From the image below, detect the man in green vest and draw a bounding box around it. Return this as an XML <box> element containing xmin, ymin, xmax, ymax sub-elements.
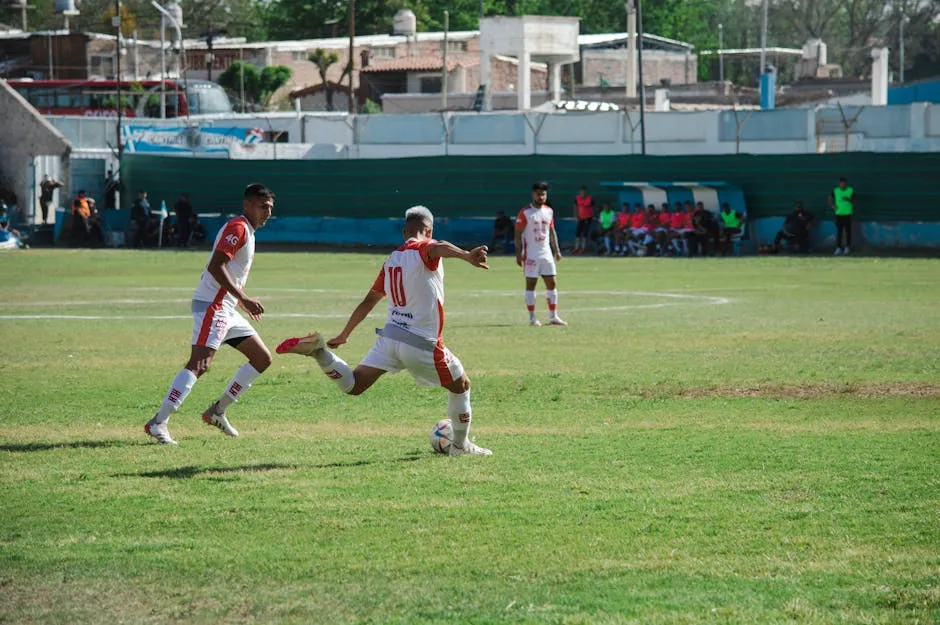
<box><xmin>718</xmin><ymin>202</ymin><xmax>745</xmax><ymax>256</ymax></box>
<box><xmin>598</xmin><ymin>202</ymin><xmax>617</xmax><ymax>256</ymax></box>
<box><xmin>828</xmin><ymin>177</ymin><xmax>855</xmax><ymax>255</ymax></box>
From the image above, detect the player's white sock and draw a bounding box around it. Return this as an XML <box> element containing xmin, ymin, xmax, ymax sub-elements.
<box><xmin>314</xmin><ymin>348</ymin><xmax>355</xmax><ymax>394</ymax></box>
<box><xmin>546</xmin><ymin>289</ymin><xmax>559</xmax><ymax>318</ymax></box>
<box><xmin>525</xmin><ymin>290</ymin><xmax>537</xmax><ymax>321</ymax></box>
<box><xmin>217</xmin><ymin>363</ymin><xmax>261</xmax><ymax>411</ymax></box>
<box><xmin>447</xmin><ymin>390</ymin><xmax>472</xmax><ymax>448</ymax></box>
<box><xmin>154</xmin><ymin>369</ymin><xmax>197</xmax><ymax>424</ymax></box>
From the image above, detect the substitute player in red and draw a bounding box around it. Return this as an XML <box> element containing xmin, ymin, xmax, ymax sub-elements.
<box><xmin>515</xmin><ymin>181</ymin><xmax>566</xmax><ymax>327</ymax></box>
<box><xmin>276</xmin><ymin>205</ymin><xmax>492</xmax><ymax>456</ymax></box>
<box><xmin>144</xmin><ymin>183</ymin><xmax>275</xmax><ymax>445</ymax></box>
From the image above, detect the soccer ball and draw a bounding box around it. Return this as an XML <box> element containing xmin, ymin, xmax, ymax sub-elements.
<box><xmin>429</xmin><ymin>418</ymin><xmax>453</xmax><ymax>454</ymax></box>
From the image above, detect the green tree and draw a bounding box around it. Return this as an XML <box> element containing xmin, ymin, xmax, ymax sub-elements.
<box><xmin>218</xmin><ymin>61</ymin><xmax>291</xmax><ymax>109</ymax></box>
<box><xmin>308</xmin><ymin>48</ymin><xmax>350</xmax><ymax>112</ymax></box>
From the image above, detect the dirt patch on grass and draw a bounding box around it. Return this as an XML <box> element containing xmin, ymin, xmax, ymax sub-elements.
<box><xmin>652</xmin><ymin>382</ymin><xmax>940</xmax><ymax>400</ymax></box>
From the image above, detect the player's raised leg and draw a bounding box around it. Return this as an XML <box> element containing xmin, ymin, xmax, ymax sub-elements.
<box><xmin>276</xmin><ymin>332</ymin><xmax>385</xmax><ymax>395</ymax></box>
<box><xmin>202</xmin><ymin>334</ymin><xmax>272</xmax><ymax>437</ymax></box>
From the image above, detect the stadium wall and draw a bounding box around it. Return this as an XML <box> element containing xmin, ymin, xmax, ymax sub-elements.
<box><xmin>119</xmin><ymin>151</ymin><xmax>940</xmax><ymax>250</ymax></box>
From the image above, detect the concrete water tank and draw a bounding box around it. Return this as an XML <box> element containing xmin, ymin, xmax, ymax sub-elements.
<box><xmin>393</xmin><ymin>9</ymin><xmax>417</xmax><ymax>37</ymax></box>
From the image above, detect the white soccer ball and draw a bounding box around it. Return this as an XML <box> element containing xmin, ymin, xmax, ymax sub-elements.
<box><xmin>429</xmin><ymin>418</ymin><xmax>453</xmax><ymax>454</ymax></box>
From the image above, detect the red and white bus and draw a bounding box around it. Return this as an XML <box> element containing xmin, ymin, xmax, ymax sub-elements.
<box><xmin>4</xmin><ymin>78</ymin><xmax>233</xmax><ymax>117</ymax></box>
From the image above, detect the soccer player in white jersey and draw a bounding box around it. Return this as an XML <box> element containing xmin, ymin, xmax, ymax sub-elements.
<box><xmin>276</xmin><ymin>206</ymin><xmax>493</xmax><ymax>456</ymax></box>
<box><xmin>144</xmin><ymin>184</ymin><xmax>274</xmax><ymax>445</ymax></box>
<box><xmin>514</xmin><ymin>181</ymin><xmax>566</xmax><ymax>327</ymax></box>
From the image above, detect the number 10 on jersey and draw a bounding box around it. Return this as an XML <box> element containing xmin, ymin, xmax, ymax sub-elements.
<box><xmin>388</xmin><ymin>266</ymin><xmax>407</xmax><ymax>306</ymax></box>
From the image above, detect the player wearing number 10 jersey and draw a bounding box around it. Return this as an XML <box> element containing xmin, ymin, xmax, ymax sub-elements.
<box><xmin>276</xmin><ymin>205</ymin><xmax>493</xmax><ymax>456</ymax></box>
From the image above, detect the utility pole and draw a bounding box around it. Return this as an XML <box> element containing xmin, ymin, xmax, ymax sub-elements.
<box><xmin>625</xmin><ymin>0</ymin><xmax>636</xmax><ymax>99</ymax></box>
<box><xmin>115</xmin><ymin>0</ymin><xmax>123</xmax><ymax>160</ymax></box>
<box><xmin>442</xmin><ymin>10</ymin><xmax>448</xmax><ymax>110</ymax></box>
<box><xmin>718</xmin><ymin>23</ymin><xmax>724</xmax><ymax>83</ymax></box>
<box><xmin>636</xmin><ymin>0</ymin><xmax>646</xmax><ymax>155</ymax></box>
<box><xmin>759</xmin><ymin>0</ymin><xmax>769</xmax><ymax>79</ymax></box>
<box><xmin>348</xmin><ymin>0</ymin><xmax>355</xmax><ymax>114</ymax></box>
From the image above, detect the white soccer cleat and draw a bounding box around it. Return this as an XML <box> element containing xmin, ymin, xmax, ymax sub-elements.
<box><xmin>549</xmin><ymin>316</ymin><xmax>568</xmax><ymax>326</ymax></box>
<box><xmin>529</xmin><ymin>319</ymin><xmax>542</xmax><ymax>327</ymax></box>
<box><xmin>449</xmin><ymin>439</ymin><xmax>493</xmax><ymax>456</ymax></box>
<box><xmin>834</xmin><ymin>248</ymin><xmax>842</xmax><ymax>255</ymax></box>
<box><xmin>276</xmin><ymin>332</ymin><xmax>325</xmax><ymax>356</ymax></box>
<box><xmin>145</xmin><ymin>418</ymin><xmax>178</xmax><ymax>445</ymax></box>
<box><xmin>202</xmin><ymin>402</ymin><xmax>239</xmax><ymax>437</ymax></box>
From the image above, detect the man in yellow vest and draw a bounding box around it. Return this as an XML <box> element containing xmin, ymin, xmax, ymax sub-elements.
<box><xmin>828</xmin><ymin>177</ymin><xmax>855</xmax><ymax>255</ymax></box>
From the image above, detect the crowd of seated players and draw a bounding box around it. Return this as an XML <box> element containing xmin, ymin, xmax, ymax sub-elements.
<box><xmin>590</xmin><ymin>200</ymin><xmax>745</xmax><ymax>257</ymax></box>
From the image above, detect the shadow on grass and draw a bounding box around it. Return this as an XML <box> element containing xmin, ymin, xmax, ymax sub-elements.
<box><xmin>0</xmin><ymin>440</ymin><xmax>145</xmax><ymax>453</ymax></box>
<box><xmin>118</xmin><ymin>452</ymin><xmax>426</xmax><ymax>479</ymax></box>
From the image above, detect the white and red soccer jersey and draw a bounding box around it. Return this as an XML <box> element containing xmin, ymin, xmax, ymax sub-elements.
<box><xmin>370</xmin><ymin>238</ymin><xmax>444</xmax><ymax>342</ymax></box>
<box><xmin>516</xmin><ymin>204</ymin><xmax>555</xmax><ymax>260</ymax></box>
<box><xmin>192</xmin><ymin>215</ymin><xmax>255</xmax><ymax>308</ymax></box>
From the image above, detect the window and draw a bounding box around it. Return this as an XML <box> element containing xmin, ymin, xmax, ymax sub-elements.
<box><xmin>419</xmin><ymin>76</ymin><xmax>442</xmax><ymax>94</ymax></box>
<box><xmin>444</xmin><ymin>40</ymin><xmax>467</xmax><ymax>53</ymax></box>
<box><xmin>372</xmin><ymin>46</ymin><xmax>395</xmax><ymax>59</ymax></box>
<box><xmin>89</xmin><ymin>54</ymin><xmax>115</xmax><ymax>78</ymax></box>
<box><xmin>292</xmin><ymin>50</ymin><xmax>308</xmax><ymax>61</ymax></box>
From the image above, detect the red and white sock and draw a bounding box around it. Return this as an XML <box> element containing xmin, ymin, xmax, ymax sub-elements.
<box><xmin>546</xmin><ymin>289</ymin><xmax>559</xmax><ymax>318</ymax></box>
<box><xmin>447</xmin><ymin>390</ymin><xmax>472</xmax><ymax>448</ymax></box>
<box><xmin>314</xmin><ymin>349</ymin><xmax>355</xmax><ymax>394</ymax></box>
<box><xmin>525</xmin><ymin>290</ymin><xmax>537</xmax><ymax>322</ymax></box>
<box><xmin>154</xmin><ymin>369</ymin><xmax>197</xmax><ymax>424</ymax></box>
<box><xmin>218</xmin><ymin>363</ymin><xmax>262</xmax><ymax>411</ymax></box>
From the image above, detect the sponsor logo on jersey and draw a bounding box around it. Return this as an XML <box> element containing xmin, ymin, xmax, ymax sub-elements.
<box><xmin>224</xmin><ymin>233</ymin><xmax>240</xmax><ymax>247</ymax></box>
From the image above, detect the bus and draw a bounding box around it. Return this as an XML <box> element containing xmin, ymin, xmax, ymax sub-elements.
<box><xmin>5</xmin><ymin>79</ymin><xmax>234</xmax><ymax>117</ymax></box>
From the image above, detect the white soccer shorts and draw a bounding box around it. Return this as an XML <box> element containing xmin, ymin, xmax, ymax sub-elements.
<box><xmin>523</xmin><ymin>257</ymin><xmax>557</xmax><ymax>279</ymax></box>
<box><xmin>192</xmin><ymin>302</ymin><xmax>256</xmax><ymax>351</ymax></box>
<box><xmin>360</xmin><ymin>335</ymin><xmax>464</xmax><ymax>387</ymax></box>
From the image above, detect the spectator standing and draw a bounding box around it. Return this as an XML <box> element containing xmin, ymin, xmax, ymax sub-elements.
<box><xmin>491</xmin><ymin>209</ymin><xmax>515</xmax><ymax>254</ymax></box>
<box><xmin>773</xmin><ymin>201</ymin><xmax>815</xmax><ymax>254</ymax></box>
<box><xmin>571</xmin><ymin>185</ymin><xmax>594</xmax><ymax>255</ymax></box>
<box><xmin>829</xmin><ymin>177</ymin><xmax>855</xmax><ymax>255</ymax></box>
<box><xmin>104</xmin><ymin>170</ymin><xmax>120</xmax><ymax>210</ymax></box>
<box><xmin>38</xmin><ymin>175</ymin><xmax>63</xmax><ymax>225</ymax></box>
<box><xmin>174</xmin><ymin>193</ymin><xmax>194</xmax><ymax>247</ymax></box>
<box><xmin>129</xmin><ymin>190</ymin><xmax>155</xmax><ymax>247</ymax></box>
<box><xmin>70</xmin><ymin>190</ymin><xmax>96</xmax><ymax>246</ymax></box>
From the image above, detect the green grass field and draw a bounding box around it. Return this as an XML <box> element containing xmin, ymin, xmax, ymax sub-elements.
<box><xmin>1</xmin><ymin>249</ymin><xmax>938</xmax><ymax>624</ymax></box>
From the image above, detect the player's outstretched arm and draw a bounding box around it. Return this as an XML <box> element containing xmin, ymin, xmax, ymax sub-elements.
<box><xmin>207</xmin><ymin>250</ymin><xmax>264</xmax><ymax>319</ymax></box>
<box><xmin>328</xmin><ymin>289</ymin><xmax>384</xmax><ymax>348</ymax></box>
<box><xmin>428</xmin><ymin>240</ymin><xmax>489</xmax><ymax>270</ymax></box>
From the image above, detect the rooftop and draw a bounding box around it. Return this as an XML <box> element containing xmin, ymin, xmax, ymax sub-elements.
<box><xmin>361</xmin><ymin>54</ymin><xmax>480</xmax><ymax>73</ymax></box>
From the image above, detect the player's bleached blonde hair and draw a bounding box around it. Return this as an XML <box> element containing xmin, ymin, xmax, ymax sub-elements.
<box><xmin>405</xmin><ymin>205</ymin><xmax>434</xmax><ymax>229</ymax></box>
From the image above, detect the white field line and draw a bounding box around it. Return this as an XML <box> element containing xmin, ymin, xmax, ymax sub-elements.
<box><xmin>0</xmin><ymin>289</ymin><xmax>732</xmax><ymax>320</ymax></box>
